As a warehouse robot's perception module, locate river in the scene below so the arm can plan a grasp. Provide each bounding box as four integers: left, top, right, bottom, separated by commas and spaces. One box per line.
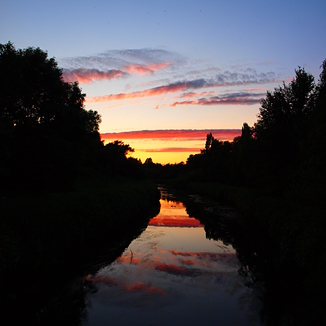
81, 187, 265, 326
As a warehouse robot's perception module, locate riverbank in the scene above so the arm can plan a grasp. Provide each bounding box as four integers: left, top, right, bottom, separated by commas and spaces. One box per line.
0, 177, 160, 324
170, 181, 326, 325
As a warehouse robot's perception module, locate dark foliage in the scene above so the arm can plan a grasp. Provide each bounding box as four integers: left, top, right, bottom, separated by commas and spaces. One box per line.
0, 42, 145, 194
0, 42, 103, 193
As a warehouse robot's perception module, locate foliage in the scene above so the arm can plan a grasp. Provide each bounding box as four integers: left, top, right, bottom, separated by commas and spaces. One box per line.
0, 42, 103, 193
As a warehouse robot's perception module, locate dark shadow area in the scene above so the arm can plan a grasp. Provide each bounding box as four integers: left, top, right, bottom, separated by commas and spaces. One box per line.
0, 197, 160, 326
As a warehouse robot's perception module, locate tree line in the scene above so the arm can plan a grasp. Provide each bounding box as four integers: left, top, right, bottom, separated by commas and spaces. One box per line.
151, 61, 326, 206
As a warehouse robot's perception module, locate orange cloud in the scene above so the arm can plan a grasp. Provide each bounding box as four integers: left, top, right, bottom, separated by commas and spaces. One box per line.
122, 282, 166, 294
123, 62, 170, 75
100, 129, 241, 142
62, 68, 125, 83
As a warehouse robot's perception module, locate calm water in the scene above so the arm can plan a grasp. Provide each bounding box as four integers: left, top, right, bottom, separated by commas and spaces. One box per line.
82, 188, 264, 326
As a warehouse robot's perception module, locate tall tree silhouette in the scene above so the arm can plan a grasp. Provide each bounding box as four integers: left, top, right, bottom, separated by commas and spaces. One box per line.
253, 67, 315, 192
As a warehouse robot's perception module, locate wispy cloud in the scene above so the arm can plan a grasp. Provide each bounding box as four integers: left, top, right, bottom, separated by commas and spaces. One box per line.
87, 79, 214, 102
62, 68, 126, 83
170, 92, 264, 107
87, 71, 275, 103
178, 91, 216, 98
123, 62, 170, 75
60, 48, 183, 70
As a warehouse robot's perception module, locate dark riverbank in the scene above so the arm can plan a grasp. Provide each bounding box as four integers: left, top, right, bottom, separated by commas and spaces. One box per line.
0, 178, 160, 325
168, 181, 326, 325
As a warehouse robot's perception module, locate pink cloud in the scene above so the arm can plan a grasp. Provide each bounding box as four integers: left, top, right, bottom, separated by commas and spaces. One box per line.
87, 79, 219, 102
170, 96, 261, 107
178, 91, 216, 99
62, 68, 125, 83
244, 87, 266, 91
123, 62, 170, 75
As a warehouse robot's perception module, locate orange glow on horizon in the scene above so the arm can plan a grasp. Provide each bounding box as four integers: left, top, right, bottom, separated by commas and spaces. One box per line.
101, 129, 240, 141
100, 129, 240, 164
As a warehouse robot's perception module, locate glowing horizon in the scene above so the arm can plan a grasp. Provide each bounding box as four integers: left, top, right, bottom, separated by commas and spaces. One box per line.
100, 128, 241, 164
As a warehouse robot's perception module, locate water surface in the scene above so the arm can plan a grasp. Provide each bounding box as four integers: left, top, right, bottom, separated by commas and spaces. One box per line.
82, 188, 263, 325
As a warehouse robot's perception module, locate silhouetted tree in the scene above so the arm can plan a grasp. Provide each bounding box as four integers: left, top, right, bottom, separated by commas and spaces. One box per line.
253, 67, 316, 192
144, 158, 154, 165
232, 123, 257, 186
102, 140, 135, 176
0, 42, 102, 193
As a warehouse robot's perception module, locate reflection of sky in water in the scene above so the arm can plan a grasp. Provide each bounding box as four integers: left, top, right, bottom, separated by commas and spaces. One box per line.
83, 196, 263, 326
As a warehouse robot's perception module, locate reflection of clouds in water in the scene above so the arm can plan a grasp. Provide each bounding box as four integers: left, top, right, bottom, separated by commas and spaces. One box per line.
84, 191, 263, 325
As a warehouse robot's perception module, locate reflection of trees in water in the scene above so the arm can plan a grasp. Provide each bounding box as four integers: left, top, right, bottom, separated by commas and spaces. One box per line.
182, 193, 270, 272
1, 205, 160, 326
173, 190, 280, 324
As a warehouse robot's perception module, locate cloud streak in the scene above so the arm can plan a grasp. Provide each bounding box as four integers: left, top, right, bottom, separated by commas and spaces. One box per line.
170, 92, 264, 107
87, 79, 214, 102
87, 71, 274, 103
60, 48, 183, 71
100, 129, 241, 141
62, 68, 126, 83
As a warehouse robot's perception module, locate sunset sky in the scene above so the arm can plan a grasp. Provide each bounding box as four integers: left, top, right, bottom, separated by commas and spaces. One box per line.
1, 0, 325, 164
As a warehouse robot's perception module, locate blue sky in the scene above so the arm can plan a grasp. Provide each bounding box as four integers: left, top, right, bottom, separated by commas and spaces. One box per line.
1, 0, 325, 163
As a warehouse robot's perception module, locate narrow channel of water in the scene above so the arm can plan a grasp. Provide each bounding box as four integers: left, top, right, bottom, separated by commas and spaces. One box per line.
81, 188, 264, 326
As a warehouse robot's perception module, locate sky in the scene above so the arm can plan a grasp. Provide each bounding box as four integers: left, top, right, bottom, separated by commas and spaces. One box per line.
1, 0, 326, 164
